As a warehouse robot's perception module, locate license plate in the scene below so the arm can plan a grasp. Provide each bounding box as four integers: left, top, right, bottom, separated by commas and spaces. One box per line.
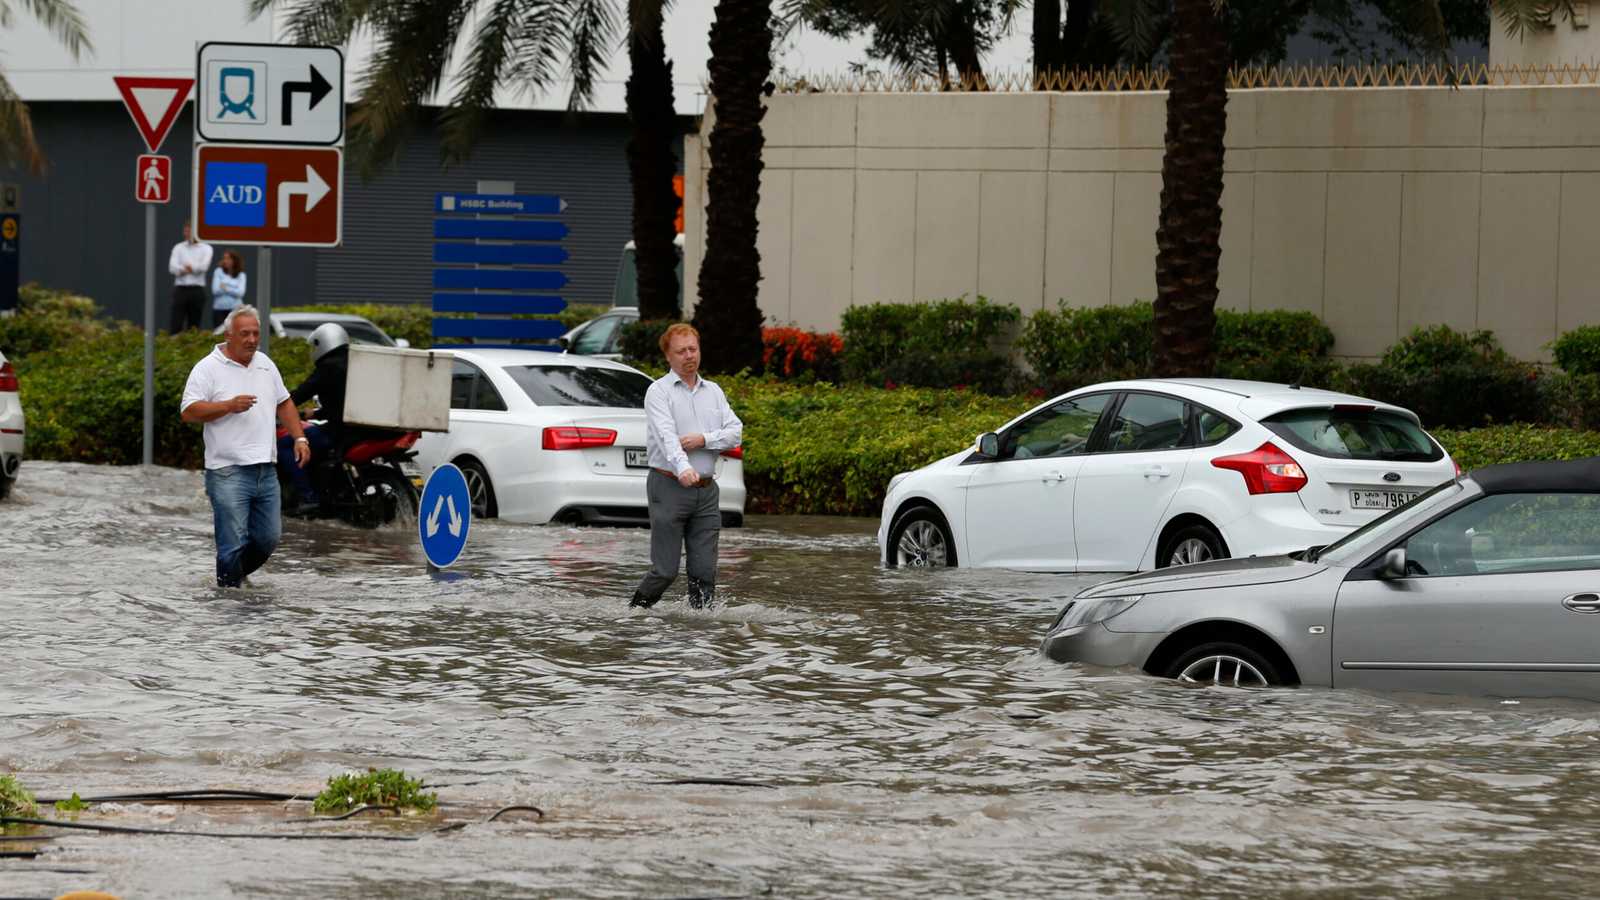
1350, 489, 1421, 510
624, 448, 649, 468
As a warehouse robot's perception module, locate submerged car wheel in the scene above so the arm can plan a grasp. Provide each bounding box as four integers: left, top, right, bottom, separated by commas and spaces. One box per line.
1159, 524, 1226, 568
1164, 641, 1280, 687
456, 457, 498, 520
889, 507, 955, 568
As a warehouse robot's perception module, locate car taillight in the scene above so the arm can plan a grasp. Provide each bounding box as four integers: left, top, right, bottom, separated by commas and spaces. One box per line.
542, 426, 617, 450
1451, 457, 1463, 477
721, 445, 743, 459
0, 362, 16, 392
1211, 441, 1308, 495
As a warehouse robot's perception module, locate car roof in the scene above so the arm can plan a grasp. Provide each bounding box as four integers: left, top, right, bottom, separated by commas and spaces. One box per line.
445, 346, 648, 374
1470, 457, 1600, 494
273, 312, 378, 325
1100, 377, 1415, 419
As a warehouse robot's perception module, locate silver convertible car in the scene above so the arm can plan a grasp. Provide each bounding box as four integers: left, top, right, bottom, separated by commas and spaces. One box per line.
1041, 457, 1600, 699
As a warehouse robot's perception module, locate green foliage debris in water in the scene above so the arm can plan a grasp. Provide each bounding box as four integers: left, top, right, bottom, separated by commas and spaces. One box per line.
314, 768, 438, 815
0, 773, 39, 820
53, 792, 89, 812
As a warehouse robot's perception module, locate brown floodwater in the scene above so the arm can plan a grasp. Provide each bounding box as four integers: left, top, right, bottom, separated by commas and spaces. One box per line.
3, 462, 1599, 899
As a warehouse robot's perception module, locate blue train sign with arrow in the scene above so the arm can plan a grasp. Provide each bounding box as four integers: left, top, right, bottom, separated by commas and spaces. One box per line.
196, 42, 344, 146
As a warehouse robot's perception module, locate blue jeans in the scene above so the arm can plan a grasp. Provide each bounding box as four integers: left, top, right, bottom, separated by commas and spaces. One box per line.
204, 463, 281, 588
276, 424, 334, 504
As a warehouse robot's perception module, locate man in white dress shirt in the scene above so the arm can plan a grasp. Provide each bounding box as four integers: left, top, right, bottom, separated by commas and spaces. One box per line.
630, 323, 743, 610
181, 306, 310, 587
168, 219, 213, 332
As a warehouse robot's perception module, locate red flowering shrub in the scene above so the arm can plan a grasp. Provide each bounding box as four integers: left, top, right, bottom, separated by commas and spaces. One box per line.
761, 327, 844, 382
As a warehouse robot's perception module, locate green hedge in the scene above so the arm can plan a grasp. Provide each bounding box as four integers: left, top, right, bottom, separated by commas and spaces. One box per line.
0, 284, 113, 359
1434, 425, 1600, 472
839, 298, 1021, 394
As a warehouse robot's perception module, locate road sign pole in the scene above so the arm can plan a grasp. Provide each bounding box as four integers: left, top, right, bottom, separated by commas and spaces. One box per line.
257, 247, 272, 355
142, 203, 155, 466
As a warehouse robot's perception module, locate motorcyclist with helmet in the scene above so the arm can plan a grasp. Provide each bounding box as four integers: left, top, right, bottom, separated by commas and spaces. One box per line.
277, 322, 351, 516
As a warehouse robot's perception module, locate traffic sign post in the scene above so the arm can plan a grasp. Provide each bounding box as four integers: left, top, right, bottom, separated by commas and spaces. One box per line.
115, 75, 193, 468
136, 155, 171, 204
193, 144, 342, 247
418, 463, 472, 569
196, 43, 344, 145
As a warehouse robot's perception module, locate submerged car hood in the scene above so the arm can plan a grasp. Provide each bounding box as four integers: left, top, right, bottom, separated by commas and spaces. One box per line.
1076, 554, 1326, 598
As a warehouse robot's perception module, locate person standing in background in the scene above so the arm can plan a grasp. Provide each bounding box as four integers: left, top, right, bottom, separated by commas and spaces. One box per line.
210, 250, 247, 328
168, 219, 213, 332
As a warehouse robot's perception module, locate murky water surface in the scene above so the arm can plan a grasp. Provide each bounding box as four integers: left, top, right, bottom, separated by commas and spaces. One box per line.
4, 463, 1600, 898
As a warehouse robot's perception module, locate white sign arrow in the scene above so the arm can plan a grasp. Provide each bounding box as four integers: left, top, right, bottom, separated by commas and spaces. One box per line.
426, 495, 444, 538
445, 496, 463, 537
277, 164, 330, 227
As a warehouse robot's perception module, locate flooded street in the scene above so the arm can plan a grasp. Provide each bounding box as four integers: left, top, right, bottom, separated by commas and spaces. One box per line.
4, 462, 1600, 898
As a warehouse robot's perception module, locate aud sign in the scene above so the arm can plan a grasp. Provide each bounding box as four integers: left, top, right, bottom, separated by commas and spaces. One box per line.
193, 143, 342, 247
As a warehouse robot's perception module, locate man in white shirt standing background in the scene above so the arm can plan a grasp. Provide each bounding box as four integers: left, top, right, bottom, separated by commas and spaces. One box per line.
168, 219, 213, 332
181, 305, 310, 588
630, 323, 743, 611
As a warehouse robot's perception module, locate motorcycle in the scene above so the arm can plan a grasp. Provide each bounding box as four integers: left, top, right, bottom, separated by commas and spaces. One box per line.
277, 424, 423, 528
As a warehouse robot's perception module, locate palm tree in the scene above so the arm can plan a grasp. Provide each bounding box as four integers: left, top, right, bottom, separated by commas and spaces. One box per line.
0, 0, 92, 172
1492, 1, 1588, 39
252, 0, 683, 320
693, 0, 771, 374
780, 0, 1004, 88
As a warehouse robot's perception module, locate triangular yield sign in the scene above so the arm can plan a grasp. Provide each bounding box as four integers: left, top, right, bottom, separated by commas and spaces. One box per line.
113, 76, 194, 153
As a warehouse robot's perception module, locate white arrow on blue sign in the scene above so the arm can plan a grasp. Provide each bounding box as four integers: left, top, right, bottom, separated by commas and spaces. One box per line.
418, 463, 472, 569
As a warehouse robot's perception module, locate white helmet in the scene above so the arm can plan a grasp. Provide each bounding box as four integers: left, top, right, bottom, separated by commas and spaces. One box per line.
308, 322, 350, 363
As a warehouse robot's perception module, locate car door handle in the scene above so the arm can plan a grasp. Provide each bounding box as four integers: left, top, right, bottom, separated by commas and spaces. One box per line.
1143, 465, 1170, 478
1042, 470, 1066, 483
1563, 593, 1600, 614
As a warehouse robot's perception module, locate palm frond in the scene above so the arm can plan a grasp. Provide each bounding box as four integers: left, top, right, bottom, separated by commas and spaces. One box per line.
250, 0, 382, 44
12, 0, 91, 59
1493, 0, 1579, 42
1104, 0, 1167, 57
0, 70, 45, 173
438, 0, 526, 163
348, 0, 475, 177
565, 0, 620, 110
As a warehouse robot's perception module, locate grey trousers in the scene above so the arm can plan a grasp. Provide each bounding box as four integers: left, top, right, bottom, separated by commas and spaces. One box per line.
635, 469, 721, 603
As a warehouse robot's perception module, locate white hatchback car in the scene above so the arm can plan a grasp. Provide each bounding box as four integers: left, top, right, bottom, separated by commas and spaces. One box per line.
0, 349, 22, 499
411, 348, 746, 526
878, 379, 1458, 572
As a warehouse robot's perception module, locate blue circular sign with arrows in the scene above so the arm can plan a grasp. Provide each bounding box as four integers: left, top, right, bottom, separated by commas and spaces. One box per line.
418, 463, 471, 569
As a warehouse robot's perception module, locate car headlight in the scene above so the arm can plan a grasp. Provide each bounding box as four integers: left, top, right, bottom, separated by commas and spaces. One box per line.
1048, 595, 1142, 632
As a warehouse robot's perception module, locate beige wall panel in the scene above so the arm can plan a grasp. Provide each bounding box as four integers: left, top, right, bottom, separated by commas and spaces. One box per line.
859, 93, 1049, 148
1218, 174, 1254, 312
1398, 173, 1481, 336
1047, 148, 1165, 172
1251, 87, 1484, 149
1111, 173, 1160, 304
788, 170, 856, 330
1043, 172, 1115, 308
1482, 147, 1600, 173
1478, 174, 1561, 360
852, 170, 917, 304
915, 172, 982, 300
1223, 90, 1259, 151
1252, 147, 1483, 173
763, 94, 858, 148
683, 134, 705, 314
754, 170, 794, 323
764, 147, 857, 170
1557, 174, 1600, 334
1323, 173, 1403, 357
857, 147, 1049, 172
978, 172, 1047, 311
1049, 92, 1165, 149
1484, 87, 1600, 149
1250, 173, 1327, 316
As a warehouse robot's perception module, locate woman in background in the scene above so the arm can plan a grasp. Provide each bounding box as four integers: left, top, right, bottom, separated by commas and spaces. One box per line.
210, 250, 247, 328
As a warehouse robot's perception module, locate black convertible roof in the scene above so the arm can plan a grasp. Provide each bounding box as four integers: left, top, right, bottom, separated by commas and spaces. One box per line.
1470, 456, 1600, 494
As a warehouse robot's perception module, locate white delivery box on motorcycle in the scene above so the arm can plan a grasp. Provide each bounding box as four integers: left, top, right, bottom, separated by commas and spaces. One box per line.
343, 345, 454, 432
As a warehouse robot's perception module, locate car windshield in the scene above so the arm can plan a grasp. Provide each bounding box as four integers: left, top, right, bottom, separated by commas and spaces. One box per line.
502, 364, 652, 408
1313, 479, 1465, 565
1263, 407, 1442, 462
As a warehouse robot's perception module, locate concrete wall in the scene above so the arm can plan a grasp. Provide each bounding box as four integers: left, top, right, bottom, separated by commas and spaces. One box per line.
686, 85, 1600, 361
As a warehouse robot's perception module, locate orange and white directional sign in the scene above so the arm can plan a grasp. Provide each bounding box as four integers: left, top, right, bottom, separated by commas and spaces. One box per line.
136, 154, 171, 204
193, 144, 342, 247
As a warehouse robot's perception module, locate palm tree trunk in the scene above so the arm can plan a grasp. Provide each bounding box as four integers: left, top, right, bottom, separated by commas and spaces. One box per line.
1033, 0, 1063, 80
626, 4, 681, 320
1152, 0, 1228, 377
694, 0, 771, 374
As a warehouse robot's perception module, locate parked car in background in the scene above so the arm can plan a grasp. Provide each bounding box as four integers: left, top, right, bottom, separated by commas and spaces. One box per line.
410, 348, 745, 526
880, 379, 1458, 572
560, 306, 638, 361
215, 312, 408, 348
0, 350, 22, 499
1041, 457, 1600, 699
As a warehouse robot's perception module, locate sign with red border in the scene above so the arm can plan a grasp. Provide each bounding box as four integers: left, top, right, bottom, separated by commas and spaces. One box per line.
193, 143, 342, 247
113, 77, 193, 153
136, 155, 171, 204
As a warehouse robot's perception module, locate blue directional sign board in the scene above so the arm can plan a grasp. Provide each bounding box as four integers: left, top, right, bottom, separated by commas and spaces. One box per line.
419, 463, 471, 569
432, 190, 569, 348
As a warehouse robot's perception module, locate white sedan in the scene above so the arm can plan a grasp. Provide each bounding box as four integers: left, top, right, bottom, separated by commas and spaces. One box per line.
0, 350, 21, 500
411, 349, 746, 526
878, 378, 1458, 572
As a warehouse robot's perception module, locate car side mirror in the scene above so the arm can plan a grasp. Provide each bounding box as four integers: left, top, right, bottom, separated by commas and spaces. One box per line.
1377, 547, 1408, 580
558, 336, 571, 350
394, 338, 410, 349
975, 432, 999, 458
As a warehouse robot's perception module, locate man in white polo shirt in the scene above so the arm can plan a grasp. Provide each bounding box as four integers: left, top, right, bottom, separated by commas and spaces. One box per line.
168, 219, 213, 332
180, 305, 310, 587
